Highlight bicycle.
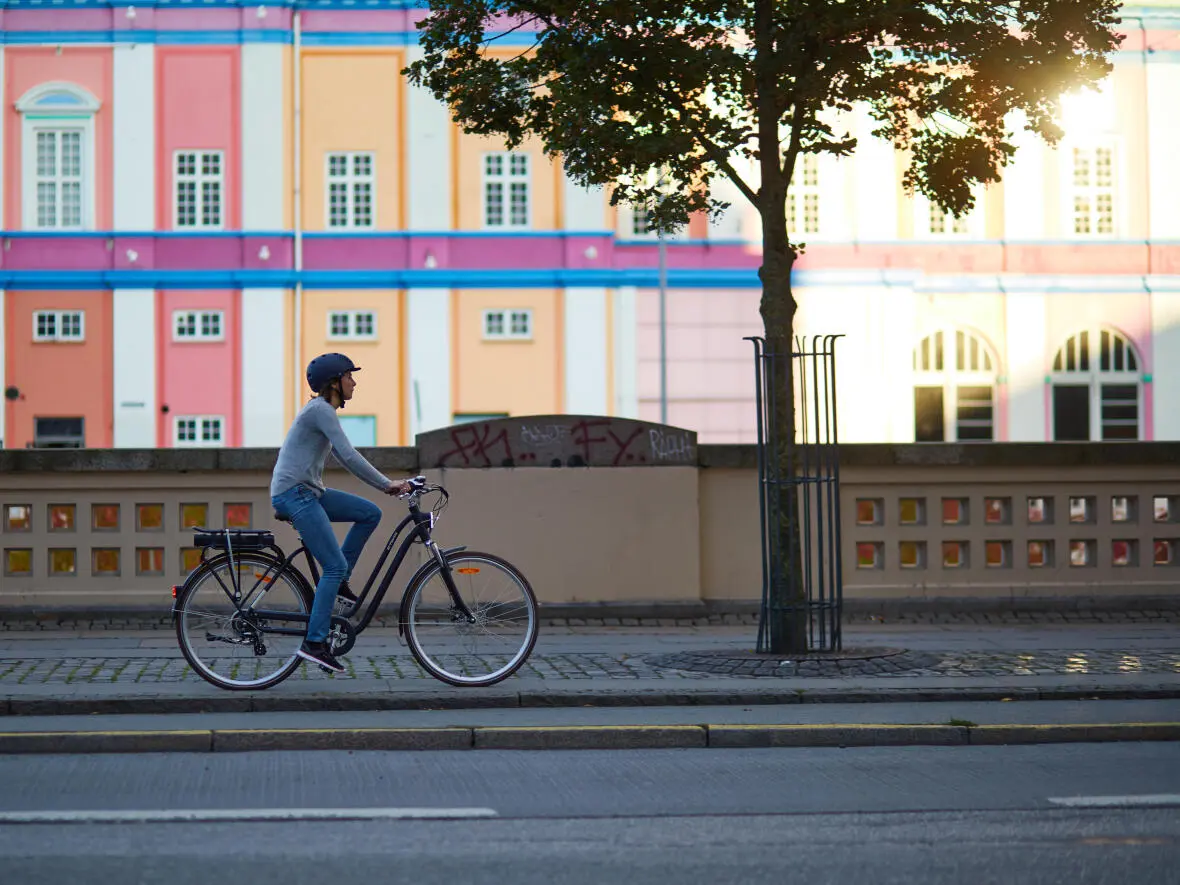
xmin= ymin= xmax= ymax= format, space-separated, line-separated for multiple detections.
xmin=171 ymin=476 xmax=539 ymax=690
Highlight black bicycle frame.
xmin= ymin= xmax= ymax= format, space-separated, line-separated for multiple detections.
xmin=245 ymin=499 xmax=474 ymax=637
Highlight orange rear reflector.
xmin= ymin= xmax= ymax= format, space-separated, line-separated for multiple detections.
xmin=254 ymin=572 xmax=275 ymax=583
xmin=171 ymin=586 xmax=179 ymax=598
xmin=456 ymin=567 xmax=480 ymax=574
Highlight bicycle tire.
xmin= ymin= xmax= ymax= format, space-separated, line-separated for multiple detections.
xmin=175 ymin=551 xmax=314 ymax=691
xmin=402 ymin=551 xmax=539 ymax=687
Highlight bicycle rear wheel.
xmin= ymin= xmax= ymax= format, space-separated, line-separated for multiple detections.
xmin=403 ymin=551 xmax=539 ymax=687
xmin=175 ymin=551 xmax=313 ymax=691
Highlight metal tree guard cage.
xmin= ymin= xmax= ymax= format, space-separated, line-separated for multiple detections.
xmin=746 ymin=335 xmax=845 ymax=653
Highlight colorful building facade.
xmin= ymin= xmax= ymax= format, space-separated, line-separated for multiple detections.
xmin=2 ymin=1 xmax=1180 ymax=449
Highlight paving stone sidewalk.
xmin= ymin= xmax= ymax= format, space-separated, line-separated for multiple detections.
xmin=2 ymin=620 xmax=1180 ymax=687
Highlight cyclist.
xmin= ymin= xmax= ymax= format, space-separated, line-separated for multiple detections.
xmin=271 ymin=352 xmax=412 ymax=673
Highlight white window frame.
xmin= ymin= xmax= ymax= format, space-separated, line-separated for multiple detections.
xmin=1065 ymin=140 xmax=1120 ymax=239
xmin=173 ymin=415 xmax=225 ymax=448
xmin=1050 ymin=327 xmax=1142 ymax=441
xmin=482 ymin=152 xmax=531 ymax=229
xmin=325 ymin=151 xmax=376 ymax=229
xmin=482 ymin=309 xmax=533 ymax=341
xmin=326 ymin=310 xmax=378 ymax=341
xmin=32 ymin=310 xmax=86 ymax=343
xmin=912 ymin=328 xmax=999 ymax=443
xmin=172 ymin=309 xmax=225 ymax=342
xmin=17 ymin=82 xmax=101 ymax=231
xmin=173 ymin=150 xmax=225 ymax=230
xmin=787 ymin=154 xmax=821 ymax=237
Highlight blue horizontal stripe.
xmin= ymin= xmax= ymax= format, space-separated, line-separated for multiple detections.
xmin=3 ymin=268 xmax=1178 ymax=293
xmin=0 ymin=268 xmax=764 ymax=289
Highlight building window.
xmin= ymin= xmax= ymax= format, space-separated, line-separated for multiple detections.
xmin=1051 ymin=328 xmax=1141 ymax=441
xmin=18 ymin=83 xmax=100 ymax=231
xmin=483 ymin=152 xmax=530 ymax=228
xmin=174 ymin=151 xmax=224 ymax=229
xmin=915 ymin=193 xmax=982 ymax=238
xmin=913 ymin=329 xmax=997 ymax=442
xmin=483 ymin=309 xmax=533 ymax=341
xmin=173 ymin=310 xmax=224 ymax=342
xmin=326 ymin=152 xmax=375 ymax=229
xmin=787 ymin=154 xmax=820 ymax=237
xmin=174 ymin=416 xmax=224 ymax=448
xmin=34 ymin=417 xmax=85 ymax=448
xmin=33 ymin=310 xmax=85 ymax=342
xmin=327 ymin=310 xmax=377 ymax=341
xmin=1069 ymin=144 xmax=1116 ymax=236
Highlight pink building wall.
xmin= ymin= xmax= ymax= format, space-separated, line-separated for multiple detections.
xmin=156 ymin=290 xmax=242 ymax=448
xmin=3 ymin=47 xmax=113 ymax=231
xmin=156 ymin=48 xmax=241 ymax=231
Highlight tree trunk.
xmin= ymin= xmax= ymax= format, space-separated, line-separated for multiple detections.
xmin=752 ymin=0 xmax=807 ymax=654
xmin=758 ymin=208 xmax=808 ymax=655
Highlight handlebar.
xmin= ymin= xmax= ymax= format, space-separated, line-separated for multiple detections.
xmin=400 ymin=474 xmax=447 ymax=505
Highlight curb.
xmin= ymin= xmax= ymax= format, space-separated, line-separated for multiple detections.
xmin=1 ymin=722 xmax=1177 ymax=755
xmin=5 ymin=684 xmax=1180 ymax=718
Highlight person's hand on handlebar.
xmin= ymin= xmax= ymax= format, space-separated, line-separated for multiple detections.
xmin=385 ymin=479 xmax=414 ymax=497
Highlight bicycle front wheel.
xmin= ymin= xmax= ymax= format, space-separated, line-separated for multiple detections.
xmin=175 ymin=551 xmax=313 ymax=691
xmin=403 ymin=551 xmax=539 ymax=687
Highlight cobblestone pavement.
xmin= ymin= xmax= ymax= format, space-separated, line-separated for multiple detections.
xmin=2 ymin=648 xmax=1179 ymax=685
xmin=2 ymin=609 xmax=1179 ymax=631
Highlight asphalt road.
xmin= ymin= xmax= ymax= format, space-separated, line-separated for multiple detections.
xmin=1 ymin=744 xmax=1178 ymax=884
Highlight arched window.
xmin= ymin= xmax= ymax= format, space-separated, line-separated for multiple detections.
xmin=1050 ymin=328 xmax=1141 ymax=440
xmin=16 ymin=82 xmax=101 ymax=230
xmin=913 ymin=328 xmax=997 ymax=442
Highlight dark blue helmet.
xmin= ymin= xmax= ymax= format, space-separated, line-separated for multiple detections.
xmin=306 ymin=353 xmax=361 ymax=394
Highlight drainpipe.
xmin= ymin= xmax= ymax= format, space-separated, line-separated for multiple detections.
xmin=291 ymin=8 xmax=305 ymax=418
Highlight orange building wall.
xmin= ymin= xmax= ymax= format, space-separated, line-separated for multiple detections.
xmin=453 ymin=289 xmax=561 ymax=418
xmin=300 ymin=50 xmax=404 ymax=231
xmin=3 ymin=47 xmax=113 ymax=231
xmin=299 ymin=290 xmax=404 ymax=444
xmin=4 ymin=292 xmax=113 ymax=448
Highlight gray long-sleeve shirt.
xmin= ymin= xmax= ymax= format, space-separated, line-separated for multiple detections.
xmin=270 ymin=397 xmax=392 ymax=498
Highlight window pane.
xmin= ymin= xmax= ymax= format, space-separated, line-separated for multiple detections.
xmin=509 ymin=182 xmax=528 ymax=226
xmin=509 ymin=154 xmax=528 ymax=176
xmin=328 ymin=154 xmax=347 ymax=177
xmin=353 ymin=154 xmax=372 ymax=177
xmin=224 ymin=503 xmax=252 ymax=529
xmin=484 ymin=154 xmax=503 ymax=176
xmin=136 ymin=504 xmax=164 ymax=531
xmin=328 ymin=183 xmax=348 ymax=227
xmin=92 ymin=504 xmax=119 ymax=530
xmin=176 ymin=152 xmax=196 ymax=176
xmin=1053 ymin=385 xmax=1090 ymax=441
xmin=485 ymin=182 xmax=504 ymax=226
xmin=914 ymin=387 xmax=944 ymax=442
xmin=181 ymin=504 xmax=208 ymax=529
xmin=202 ymin=180 xmax=221 ymax=226
xmin=5 ymin=505 xmax=33 ymax=531
xmin=60 ymin=131 xmax=82 ymax=176
xmin=353 ymin=182 xmax=372 ymax=227
xmin=60 ymin=182 xmax=82 ymax=227
xmin=49 ymin=504 xmax=76 ymax=531
xmin=510 ymin=311 xmax=530 ymax=336
xmin=37 ymin=182 xmax=57 ymax=227
xmin=330 ymin=313 xmax=349 ymax=336
xmin=5 ymin=548 xmax=33 ymax=576
xmin=37 ymin=131 xmax=57 ymax=175
xmin=355 ymin=313 xmax=374 ymax=336
xmin=92 ymin=548 xmax=120 ymax=576
xmin=137 ymin=547 xmax=165 ymax=576
xmin=49 ymin=548 xmax=77 ymax=575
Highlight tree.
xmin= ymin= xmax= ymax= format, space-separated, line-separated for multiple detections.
xmin=407 ymin=0 xmax=1121 ymax=652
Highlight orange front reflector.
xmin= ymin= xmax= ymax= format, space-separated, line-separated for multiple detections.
xmin=456 ymin=567 xmax=480 ymax=574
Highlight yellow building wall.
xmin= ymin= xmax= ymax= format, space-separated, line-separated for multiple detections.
xmin=453 ymin=289 xmax=562 ymax=418
xmin=453 ymin=131 xmax=562 ymax=230
xmin=300 ymin=50 xmax=405 ymax=231
xmin=300 ymin=290 xmax=404 ymax=445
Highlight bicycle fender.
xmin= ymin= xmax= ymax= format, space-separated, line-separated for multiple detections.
xmin=398 ymin=545 xmax=467 ymax=637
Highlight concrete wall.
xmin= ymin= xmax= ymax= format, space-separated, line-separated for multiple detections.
xmin=2 ymin=443 xmax=1180 ymax=610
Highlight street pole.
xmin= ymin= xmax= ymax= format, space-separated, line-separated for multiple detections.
xmin=658 ymin=224 xmax=668 ymax=425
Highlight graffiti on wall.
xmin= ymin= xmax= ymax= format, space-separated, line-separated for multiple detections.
xmin=418 ymin=416 xmax=698 ymax=468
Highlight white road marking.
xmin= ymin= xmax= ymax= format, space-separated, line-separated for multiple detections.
xmin=0 ymin=807 xmax=498 ymax=824
xmin=1049 ymin=795 xmax=1180 ymax=808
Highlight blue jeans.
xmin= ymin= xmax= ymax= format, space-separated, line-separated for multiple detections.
xmin=271 ymin=484 xmax=382 ymax=643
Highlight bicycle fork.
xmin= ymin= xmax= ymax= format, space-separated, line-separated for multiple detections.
xmin=425 ymin=538 xmax=477 ymax=623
